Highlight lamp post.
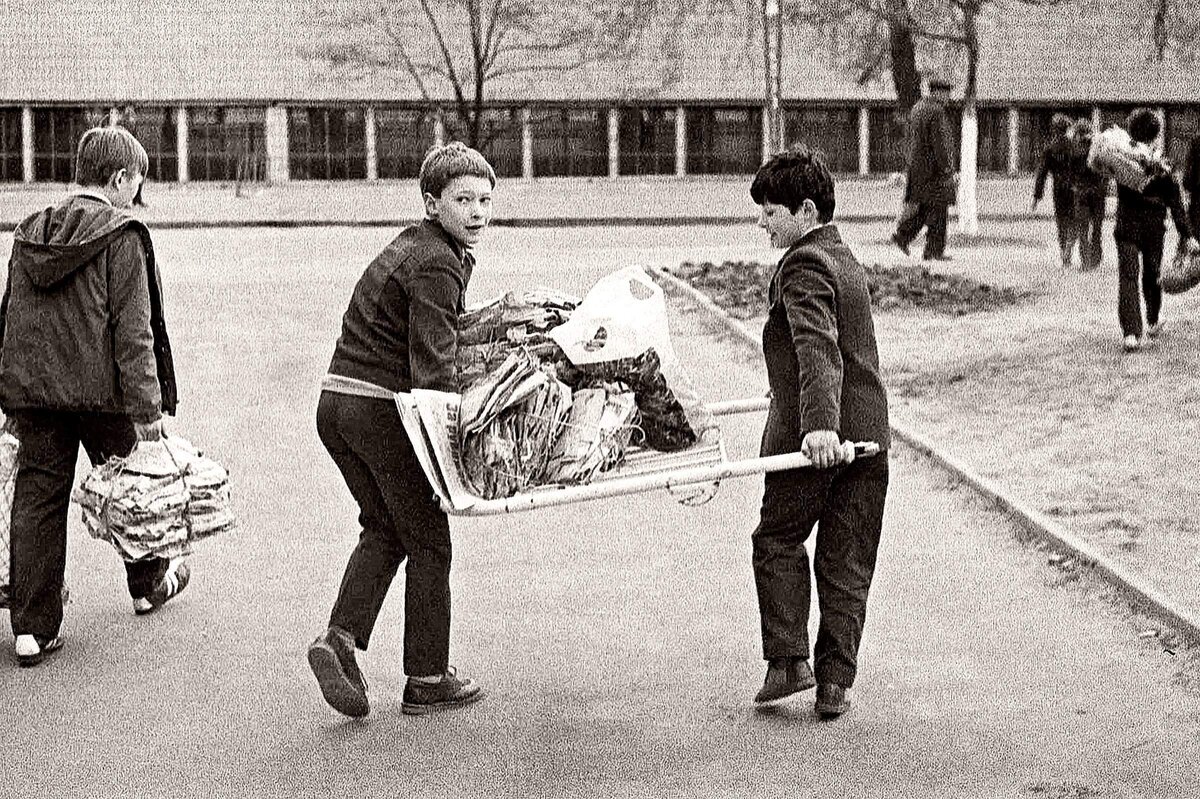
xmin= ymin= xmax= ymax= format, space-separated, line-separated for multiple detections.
xmin=763 ymin=0 xmax=784 ymax=155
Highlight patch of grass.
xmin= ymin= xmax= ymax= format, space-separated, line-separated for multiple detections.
xmin=671 ymin=259 xmax=1032 ymax=318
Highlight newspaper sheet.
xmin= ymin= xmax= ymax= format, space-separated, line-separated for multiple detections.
xmin=394 ymin=389 xmax=482 ymax=513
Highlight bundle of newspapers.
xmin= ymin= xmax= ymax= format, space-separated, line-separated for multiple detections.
xmin=452 ymin=267 xmax=714 ymax=500
xmin=73 ymin=435 xmax=235 ymax=562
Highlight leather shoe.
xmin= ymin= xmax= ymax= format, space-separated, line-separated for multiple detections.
xmin=307 ymin=626 xmax=369 ymax=718
xmin=815 ymin=682 xmax=851 ymax=719
xmin=754 ymin=657 xmax=816 ymax=705
xmin=402 ymin=667 xmax=484 ymax=715
xmin=924 ymin=253 xmax=953 ymax=262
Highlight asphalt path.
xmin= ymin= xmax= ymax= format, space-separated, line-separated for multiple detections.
xmin=2 ymin=226 xmax=1197 ymax=798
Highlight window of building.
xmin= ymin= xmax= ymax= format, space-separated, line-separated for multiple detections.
xmin=531 ymin=107 xmax=606 ymax=177
xmin=188 ymin=106 xmax=266 ymax=182
xmin=686 ymin=107 xmax=762 ymax=175
xmin=0 ymin=108 xmax=21 ymax=182
xmin=868 ymin=107 xmax=907 ymax=175
xmin=114 ymin=106 xmax=178 ymax=182
xmin=376 ymin=108 xmax=436 ymax=179
xmin=446 ymin=108 xmax=523 ymax=178
xmin=1165 ymin=106 xmax=1200 ymax=172
xmin=1017 ymin=106 xmax=1091 ymax=172
xmin=33 ymin=107 xmax=107 ymax=182
xmin=784 ymin=107 xmax=858 ymax=173
xmin=289 ymin=107 xmax=367 ymax=180
xmin=975 ymin=108 xmax=1009 ymax=173
xmin=619 ymin=107 xmax=676 ymax=176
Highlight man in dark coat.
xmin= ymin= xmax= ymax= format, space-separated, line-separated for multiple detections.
xmin=891 ymin=75 xmax=956 ymax=261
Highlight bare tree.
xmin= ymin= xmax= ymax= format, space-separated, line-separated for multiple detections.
xmin=1145 ymin=0 xmax=1200 ymax=59
xmin=304 ymin=0 xmax=692 ymax=151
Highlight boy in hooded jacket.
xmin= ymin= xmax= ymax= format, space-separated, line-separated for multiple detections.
xmin=0 ymin=126 xmax=187 ymax=667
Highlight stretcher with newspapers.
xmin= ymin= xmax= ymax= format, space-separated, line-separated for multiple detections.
xmin=394 ymin=390 xmax=879 ymax=516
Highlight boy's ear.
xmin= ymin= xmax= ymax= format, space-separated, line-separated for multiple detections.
xmin=423 ymin=192 xmax=439 ymax=218
xmin=107 ymin=168 xmax=126 ymax=188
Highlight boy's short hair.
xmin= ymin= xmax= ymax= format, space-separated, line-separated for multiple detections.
xmin=750 ymin=145 xmax=836 ymax=223
xmin=419 ymin=141 xmax=496 ymax=198
xmin=74 ymin=126 xmax=149 ymax=187
xmin=1126 ymin=108 xmax=1161 ymax=144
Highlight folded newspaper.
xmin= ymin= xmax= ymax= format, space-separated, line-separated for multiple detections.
xmin=73 ymin=435 xmax=235 ymax=562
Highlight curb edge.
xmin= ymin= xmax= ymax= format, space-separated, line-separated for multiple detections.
xmin=648 ymin=263 xmax=1200 ymax=647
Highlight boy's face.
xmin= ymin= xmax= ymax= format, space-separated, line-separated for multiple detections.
xmin=757 ymin=199 xmax=812 ymax=249
xmin=424 ymin=176 xmax=494 ymax=248
xmin=109 ymin=167 xmax=144 ymax=209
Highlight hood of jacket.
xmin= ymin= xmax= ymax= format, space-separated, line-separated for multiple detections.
xmin=10 ymin=195 xmax=133 ymax=290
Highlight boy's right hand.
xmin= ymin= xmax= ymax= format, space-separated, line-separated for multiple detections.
xmin=134 ymin=418 xmax=164 ymax=442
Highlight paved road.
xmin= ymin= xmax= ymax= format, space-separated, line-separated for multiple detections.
xmin=2 ymin=227 xmax=1196 ymax=798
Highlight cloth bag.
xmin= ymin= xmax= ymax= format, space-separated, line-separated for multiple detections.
xmin=1159 ymin=249 xmax=1200 ymax=294
xmin=1087 ymin=126 xmax=1155 ymax=192
xmin=548 ymin=266 xmax=714 ymax=451
xmin=0 ymin=428 xmax=17 ymax=605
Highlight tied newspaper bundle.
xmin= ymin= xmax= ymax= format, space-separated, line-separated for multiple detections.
xmin=454 ymin=266 xmax=714 ymax=500
xmin=73 ymin=435 xmax=235 ymax=562
xmin=0 ymin=424 xmax=17 ymax=606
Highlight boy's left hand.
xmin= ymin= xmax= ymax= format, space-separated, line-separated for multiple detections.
xmin=802 ymin=430 xmax=849 ymax=469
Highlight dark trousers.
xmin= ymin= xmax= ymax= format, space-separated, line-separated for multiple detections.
xmin=8 ymin=410 xmax=168 ymax=640
xmin=1116 ymin=236 xmax=1164 ymax=337
xmin=895 ymin=202 xmax=949 ymax=259
xmin=752 ymin=453 xmax=889 ymax=688
xmin=1053 ymin=209 xmax=1077 ymax=264
xmin=1075 ymin=193 xmax=1106 ymax=270
xmin=316 ymin=390 xmax=451 ymax=676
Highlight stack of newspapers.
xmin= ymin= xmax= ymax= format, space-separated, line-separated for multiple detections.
xmin=74 ymin=436 xmax=235 ymax=562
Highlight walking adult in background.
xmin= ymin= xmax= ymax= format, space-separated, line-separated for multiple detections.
xmin=1033 ymin=113 xmax=1079 ymax=269
xmin=1068 ymin=118 xmax=1109 ymax=271
xmin=891 ymin=74 xmax=956 ymax=262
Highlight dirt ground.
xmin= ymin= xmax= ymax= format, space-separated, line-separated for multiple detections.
xmin=670 ymin=219 xmax=1200 ymax=630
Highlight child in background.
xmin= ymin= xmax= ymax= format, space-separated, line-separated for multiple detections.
xmin=1033 ymin=113 xmax=1079 ymax=268
xmin=1112 ymin=108 xmax=1199 ymax=352
xmin=0 ymin=126 xmax=185 ymax=667
xmin=748 ymin=146 xmax=890 ymax=720
xmin=307 ymin=142 xmax=494 ymax=718
xmin=1068 ymin=118 xmax=1109 ymax=271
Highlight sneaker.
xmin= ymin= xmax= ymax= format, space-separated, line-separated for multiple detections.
xmin=307 ymin=627 xmax=369 ymax=718
xmin=1123 ymin=334 xmax=1142 ymax=352
xmin=14 ymin=634 xmax=64 ymax=667
xmin=889 ymin=233 xmax=910 ymax=256
xmin=134 ymin=561 xmax=191 ymax=615
xmin=1147 ymin=320 xmax=1165 ymax=338
xmin=401 ymin=666 xmax=484 ymax=715
xmin=754 ymin=657 xmax=817 ymax=705
xmin=815 ymin=682 xmax=851 ymax=719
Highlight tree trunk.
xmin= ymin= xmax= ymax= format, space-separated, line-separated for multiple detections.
xmin=956 ymin=6 xmax=981 ymax=235
xmin=888 ymin=19 xmax=920 ymax=114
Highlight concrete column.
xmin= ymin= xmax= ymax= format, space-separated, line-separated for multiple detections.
xmin=1007 ymin=106 xmax=1020 ymax=176
xmin=521 ymin=107 xmax=533 ymax=180
xmin=108 ymin=107 xmax=120 ymax=127
xmin=1156 ymin=106 xmax=1167 ymax=153
xmin=674 ymin=106 xmax=687 ymax=177
xmin=761 ymin=106 xmax=772 ymax=164
xmin=265 ymin=105 xmax=289 ymax=184
xmin=175 ymin=106 xmax=189 ymax=183
xmin=433 ymin=114 xmax=446 ymax=147
xmin=1092 ymin=106 xmax=1102 ymax=131
xmin=364 ymin=106 xmax=378 ymax=181
xmin=21 ymin=106 xmax=34 ymax=183
xmin=858 ymin=107 xmax=871 ymax=175
xmin=607 ymin=107 xmax=620 ymax=178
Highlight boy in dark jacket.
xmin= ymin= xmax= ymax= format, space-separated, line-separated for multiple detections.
xmin=1033 ymin=113 xmax=1078 ymax=268
xmin=0 ymin=126 xmax=185 ymax=667
xmin=1113 ymin=109 xmax=1199 ymax=352
xmin=307 ymin=143 xmax=494 ymax=718
xmin=749 ymin=146 xmax=890 ymax=720
xmin=1067 ymin=118 xmax=1109 ymax=271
